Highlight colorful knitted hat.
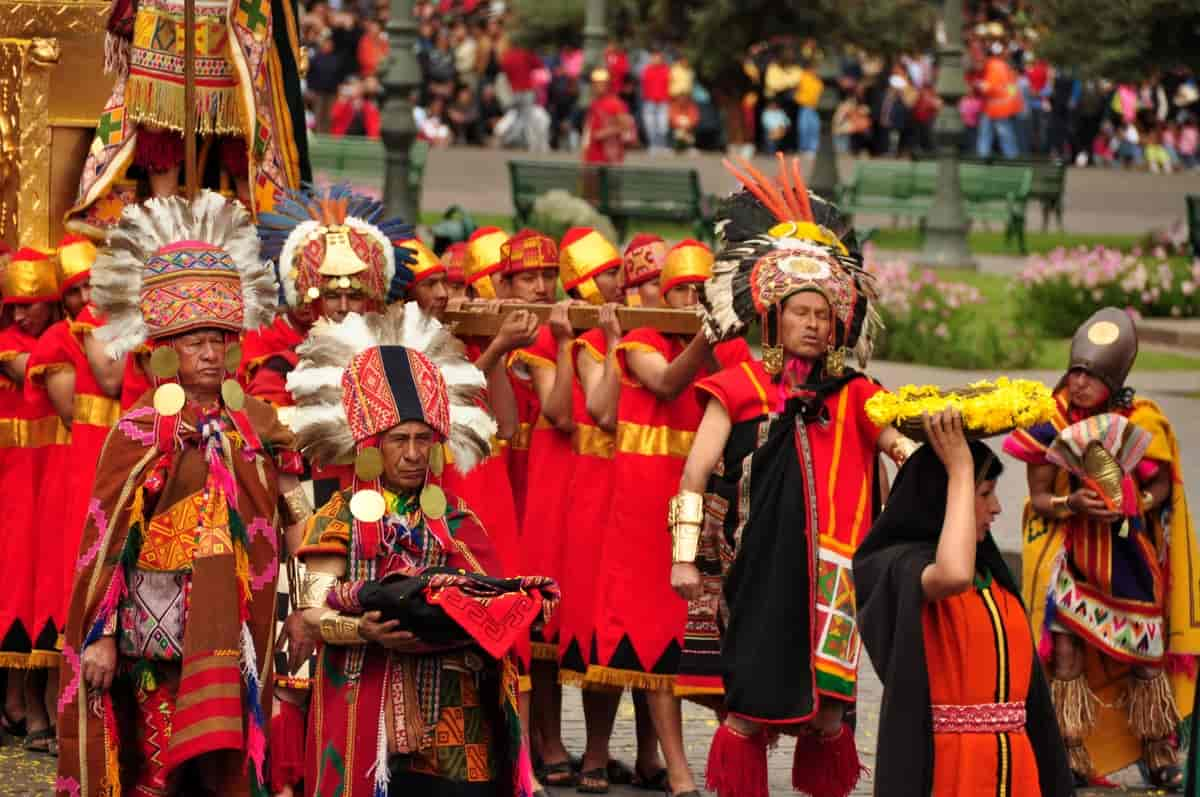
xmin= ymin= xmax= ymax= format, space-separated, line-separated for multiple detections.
xmin=257 ymin=185 xmax=414 ymax=308
xmin=91 ymin=191 xmax=278 ymax=358
xmin=559 ymin=227 xmax=620 ymax=304
xmin=463 ymin=226 xmax=509 ymax=299
xmin=441 ymin=243 xmax=467 ymax=285
xmin=622 ymin=233 xmax=666 ymax=289
xmin=660 ymin=239 xmax=713 ymax=293
xmin=57 ymin=234 xmax=98 ymax=292
xmin=3 ymin=248 xmax=60 ymax=305
xmin=501 ymin=229 xmax=559 ymax=276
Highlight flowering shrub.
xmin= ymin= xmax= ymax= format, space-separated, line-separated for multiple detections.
xmin=1016 ymin=246 xmax=1200 ymax=338
xmin=864 ymin=248 xmax=1038 ymax=369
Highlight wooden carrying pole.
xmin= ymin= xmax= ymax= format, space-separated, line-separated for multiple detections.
xmin=442 ymin=302 xmax=702 ymax=338
xmin=182 ymin=0 xmax=198 ymax=199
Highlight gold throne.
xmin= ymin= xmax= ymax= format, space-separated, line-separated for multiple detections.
xmin=0 ymin=0 xmax=112 ymax=249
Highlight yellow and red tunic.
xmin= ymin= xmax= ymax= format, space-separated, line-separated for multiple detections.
xmin=587 ymin=328 xmax=750 ymax=689
xmin=237 ymin=315 xmax=306 ymax=407
xmin=0 ymin=325 xmax=65 ymax=665
xmin=923 ymin=573 xmax=1042 ymax=797
xmin=511 ymin=324 xmax=576 ymax=657
xmin=557 ymin=329 xmax=616 ymax=683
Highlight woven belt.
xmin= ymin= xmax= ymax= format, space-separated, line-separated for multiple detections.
xmin=931 ymin=701 xmax=1026 ymax=733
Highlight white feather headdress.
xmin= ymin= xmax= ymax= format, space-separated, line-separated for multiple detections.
xmin=92 ymin=191 xmax=278 ymax=359
xmin=286 ymin=303 xmax=497 ymax=474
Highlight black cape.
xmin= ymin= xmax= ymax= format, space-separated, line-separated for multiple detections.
xmin=852 ymin=442 xmax=1074 ymax=797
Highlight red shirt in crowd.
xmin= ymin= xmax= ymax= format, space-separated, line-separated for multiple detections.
xmin=583 ymin=92 xmax=631 ymax=164
xmin=501 ymin=46 xmax=542 ymax=93
xmin=331 ymin=99 xmax=382 ymax=139
xmin=641 ymin=62 xmax=670 ymax=103
xmin=605 ymin=46 xmax=629 ymax=90
xmin=1026 ymin=59 xmax=1050 ymax=95
xmin=357 ymin=32 xmax=389 ymax=77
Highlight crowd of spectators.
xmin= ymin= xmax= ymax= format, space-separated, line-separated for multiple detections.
xmin=299 ymin=0 xmax=1200 ymax=172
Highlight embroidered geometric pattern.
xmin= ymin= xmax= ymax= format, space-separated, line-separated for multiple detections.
xmin=342 ymin=347 xmax=401 ymax=443
xmin=118 ymin=570 xmax=189 ymax=660
xmin=139 ymin=493 xmax=206 ymax=572
xmin=402 ymin=668 xmax=497 ymax=783
xmin=407 ymin=349 xmax=450 ymax=438
xmin=814 ymin=545 xmax=861 ymax=698
xmin=1050 ymin=561 xmax=1165 ymax=663
xmin=931 ymin=701 xmax=1026 ymax=734
xmin=140 ymin=276 xmax=245 ymax=338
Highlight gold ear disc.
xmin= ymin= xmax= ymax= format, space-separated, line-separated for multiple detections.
xmin=153 ymin=383 xmax=186 ymax=416
xmin=355 ymin=446 xmax=384 ymax=481
xmin=307 ymin=286 xmax=322 ymax=301
xmin=428 ymin=444 xmax=445 ymax=477
xmin=420 ymin=483 xmax=447 ymax=520
xmin=349 ymin=489 xmax=387 ymax=523
xmin=221 ymin=379 xmax=246 ymax=412
xmin=224 ymin=343 xmax=243 ymax=373
xmin=149 ymin=346 xmax=181 ymax=379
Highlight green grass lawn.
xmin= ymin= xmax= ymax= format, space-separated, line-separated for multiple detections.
xmin=865 ymin=226 xmax=1140 ymax=256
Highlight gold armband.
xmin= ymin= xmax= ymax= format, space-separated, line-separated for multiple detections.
xmin=1050 ymin=494 xmax=1074 ymax=519
xmin=888 ymin=435 xmax=920 ymax=466
xmin=319 ymin=611 xmax=365 ymax=646
xmin=668 ymin=491 xmax=704 ymax=563
xmin=297 ymin=571 xmax=339 ymax=610
xmin=282 ymin=485 xmax=314 ymax=525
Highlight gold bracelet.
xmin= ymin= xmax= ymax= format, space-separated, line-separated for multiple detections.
xmin=1140 ymin=490 xmax=1156 ymax=513
xmin=297 ymin=571 xmax=339 ymax=610
xmin=888 ymin=435 xmax=920 ymax=466
xmin=668 ymin=491 xmax=704 ymax=563
xmin=1050 ymin=494 xmax=1074 ymax=519
xmin=282 ymin=485 xmax=314 ymax=526
xmin=319 ymin=611 xmax=365 ymax=645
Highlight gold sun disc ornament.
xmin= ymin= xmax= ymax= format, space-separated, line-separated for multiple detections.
xmin=221 ymin=379 xmax=246 ymax=412
xmin=224 ymin=343 xmax=243 ymax=373
xmin=149 ymin=346 xmax=181 ymax=379
xmin=1087 ymin=321 xmax=1120 ymax=345
xmin=420 ymin=483 xmax=447 ymax=520
xmin=355 ymin=446 xmax=384 ymax=481
xmin=153 ymin=383 xmax=186 ymax=416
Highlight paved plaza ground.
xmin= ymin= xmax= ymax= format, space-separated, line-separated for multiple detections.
xmin=3 ymin=153 xmax=1197 ymax=795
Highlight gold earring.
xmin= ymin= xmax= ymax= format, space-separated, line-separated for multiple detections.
xmin=762 ymin=344 xmax=784 ymax=375
xmin=825 ymin=347 xmax=845 ymax=377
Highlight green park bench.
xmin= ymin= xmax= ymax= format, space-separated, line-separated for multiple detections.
xmin=838 ymin=160 xmax=1033 ymax=253
xmin=1187 ymin=194 xmax=1200 ymax=258
xmin=915 ymin=154 xmax=1067 ymax=232
xmin=307 ymin=133 xmax=429 ymax=214
xmin=508 ymin=160 xmax=716 ymax=243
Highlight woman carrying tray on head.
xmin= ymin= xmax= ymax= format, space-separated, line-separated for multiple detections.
xmin=853 ymin=408 xmax=1074 ymax=797
xmin=669 ymin=156 xmax=915 ymax=797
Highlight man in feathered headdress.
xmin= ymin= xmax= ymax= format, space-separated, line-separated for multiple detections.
xmin=1005 ymin=308 xmax=1198 ymax=790
xmin=56 ymin=192 xmax=305 ymax=797
xmin=285 ymin=306 xmax=557 ymax=797
xmin=669 ymin=156 xmax=914 ymax=797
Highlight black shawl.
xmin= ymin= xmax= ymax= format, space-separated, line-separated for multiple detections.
xmin=852 ymin=443 xmax=1074 ymax=797
xmin=721 ymin=372 xmax=867 ymax=721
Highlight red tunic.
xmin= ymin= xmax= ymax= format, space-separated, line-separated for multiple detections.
xmin=238 ymin=315 xmax=305 ymax=406
xmin=557 ymin=330 xmax=615 ymax=682
xmin=440 ymin=338 xmax=521 ymax=581
xmin=511 ymin=325 xmax=575 ymax=658
xmin=24 ymin=320 xmax=86 ymax=664
xmin=588 ymin=329 xmax=751 ymax=688
xmin=0 ymin=326 xmax=57 ymax=665
xmin=695 ymin=360 xmax=885 ymax=700
xmin=924 ymin=576 xmax=1041 ymax=796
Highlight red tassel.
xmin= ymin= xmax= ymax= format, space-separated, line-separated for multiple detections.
xmin=791 ymin=725 xmax=865 ymax=797
xmin=269 ymin=698 xmax=307 ymax=793
xmin=705 ymin=723 xmax=769 ymax=797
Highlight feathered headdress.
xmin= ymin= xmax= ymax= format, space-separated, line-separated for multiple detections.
xmin=257 ymin=184 xmax=415 ymax=309
xmin=286 ymin=304 xmax=497 ymax=554
xmin=92 ymin=191 xmax=278 ymax=359
xmin=702 ymin=154 xmax=881 ymax=376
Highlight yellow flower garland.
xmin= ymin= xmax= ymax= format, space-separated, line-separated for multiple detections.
xmin=865 ymin=377 xmax=1056 ymax=436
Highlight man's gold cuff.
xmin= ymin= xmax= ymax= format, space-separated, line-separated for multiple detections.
xmin=1050 ymin=494 xmax=1074 ymax=519
xmin=668 ymin=491 xmax=704 ymax=563
xmin=319 ymin=611 xmax=365 ymax=645
xmin=297 ymin=571 xmax=339 ymax=610
xmin=283 ymin=485 xmax=314 ymax=526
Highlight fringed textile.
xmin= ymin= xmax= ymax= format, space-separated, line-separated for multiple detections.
xmin=704 ymin=723 xmax=769 ymax=797
xmin=790 ymin=725 xmax=864 ymax=797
